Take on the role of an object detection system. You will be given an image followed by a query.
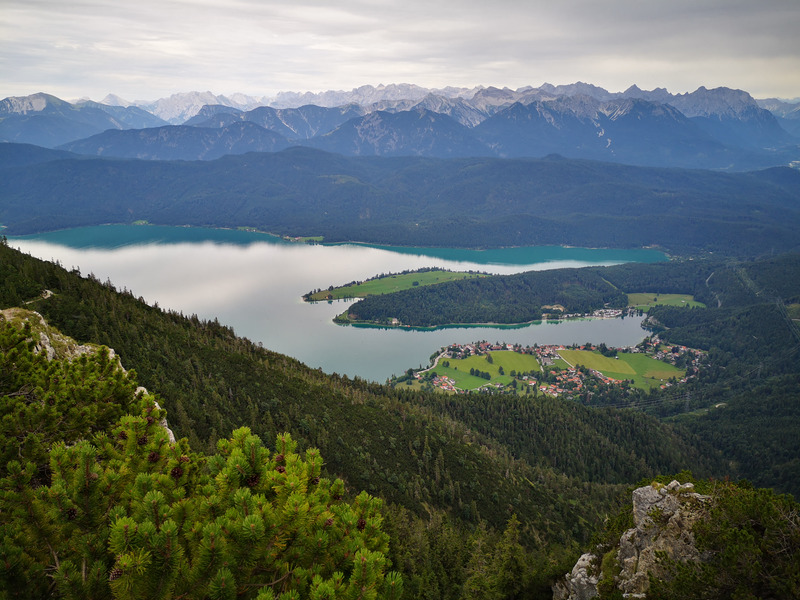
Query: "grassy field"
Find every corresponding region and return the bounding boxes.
[420,351,542,391]
[306,269,487,301]
[627,293,705,310]
[558,349,684,389]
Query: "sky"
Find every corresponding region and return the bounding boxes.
[2,0,799,102]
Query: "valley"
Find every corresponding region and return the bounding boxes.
[7,225,658,382]
[2,80,800,599]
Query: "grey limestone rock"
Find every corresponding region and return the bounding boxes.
[552,553,599,600]
[554,480,710,599]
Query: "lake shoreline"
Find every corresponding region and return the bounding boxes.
[10,224,658,382]
[336,313,637,332]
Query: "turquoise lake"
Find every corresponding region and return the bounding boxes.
[9,225,666,381]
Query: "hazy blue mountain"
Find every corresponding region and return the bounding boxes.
[758,97,800,119]
[595,98,731,166]
[74,100,168,129]
[409,94,489,127]
[58,121,290,160]
[472,96,733,167]
[0,142,79,168]
[16,84,796,168]
[0,93,167,148]
[185,104,367,140]
[239,104,367,139]
[182,104,244,125]
[663,87,794,149]
[474,97,604,158]
[305,108,492,157]
[538,81,616,101]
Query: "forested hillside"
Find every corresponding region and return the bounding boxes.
[0,240,746,598]
[341,253,800,499]
[342,268,628,326]
[0,318,401,599]
[3,146,800,256]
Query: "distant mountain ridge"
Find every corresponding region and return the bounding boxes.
[59,122,290,160]
[0,92,167,147]
[3,83,799,170]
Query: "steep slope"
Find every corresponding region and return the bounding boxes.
[0,313,399,599]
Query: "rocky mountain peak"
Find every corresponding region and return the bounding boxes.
[0,92,62,115]
[669,86,759,118]
[101,93,134,107]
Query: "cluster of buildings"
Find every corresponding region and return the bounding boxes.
[421,337,704,396]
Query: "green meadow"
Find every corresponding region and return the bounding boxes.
[558,349,684,389]
[421,350,542,391]
[306,269,487,301]
[627,293,705,310]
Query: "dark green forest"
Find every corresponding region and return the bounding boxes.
[2,146,800,256]
[2,242,800,597]
[336,252,800,498]
[342,268,628,326]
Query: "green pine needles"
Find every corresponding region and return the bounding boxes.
[0,318,402,599]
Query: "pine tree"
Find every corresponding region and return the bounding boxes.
[0,323,402,599]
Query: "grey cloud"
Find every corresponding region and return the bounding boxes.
[1,0,798,100]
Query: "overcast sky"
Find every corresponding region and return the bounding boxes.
[2,0,799,102]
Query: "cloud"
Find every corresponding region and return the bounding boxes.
[1,0,798,100]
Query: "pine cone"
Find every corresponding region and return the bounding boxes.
[137,435,148,446]
[246,474,260,488]
[117,431,128,440]
[109,567,122,581]
[147,451,160,463]
[65,507,77,520]
[146,416,154,425]
[276,465,286,474]
[274,453,284,464]
[357,518,366,531]
[170,466,184,479]
[311,476,320,485]
[324,517,334,527]
[179,455,190,463]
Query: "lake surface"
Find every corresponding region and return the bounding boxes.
[9,225,665,381]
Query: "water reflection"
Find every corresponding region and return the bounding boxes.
[10,226,659,381]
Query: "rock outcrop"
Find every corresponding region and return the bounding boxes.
[554,480,710,599]
[2,307,176,442]
[552,552,599,600]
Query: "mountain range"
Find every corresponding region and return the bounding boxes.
[2,83,799,170]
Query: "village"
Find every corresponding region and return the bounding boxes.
[416,334,704,397]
